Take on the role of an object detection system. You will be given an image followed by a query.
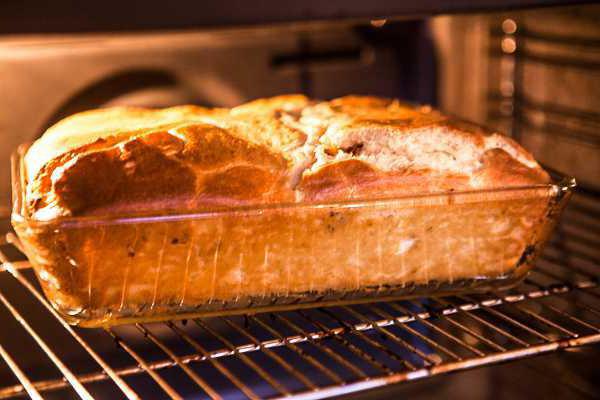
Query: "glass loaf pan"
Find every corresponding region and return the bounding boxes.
[11,145,574,327]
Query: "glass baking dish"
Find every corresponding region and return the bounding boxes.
[11,144,574,327]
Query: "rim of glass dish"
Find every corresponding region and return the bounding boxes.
[12,143,577,228]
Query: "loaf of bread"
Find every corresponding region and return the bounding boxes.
[25,95,548,220]
[15,95,559,327]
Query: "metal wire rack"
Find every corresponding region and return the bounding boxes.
[0,187,599,400]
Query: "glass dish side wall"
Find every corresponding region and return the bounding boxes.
[11,146,574,327]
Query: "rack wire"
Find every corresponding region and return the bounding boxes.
[0,187,599,399]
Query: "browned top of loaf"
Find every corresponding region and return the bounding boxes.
[24,95,549,220]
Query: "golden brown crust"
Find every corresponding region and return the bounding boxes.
[230,94,310,115]
[297,96,549,201]
[474,148,551,188]
[298,161,473,202]
[25,95,550,220]
[24,105,222,183]
[28,123,292,218]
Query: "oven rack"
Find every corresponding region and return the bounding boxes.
[0,191,599,400]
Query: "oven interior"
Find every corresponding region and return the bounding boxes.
[0,3,599,399]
